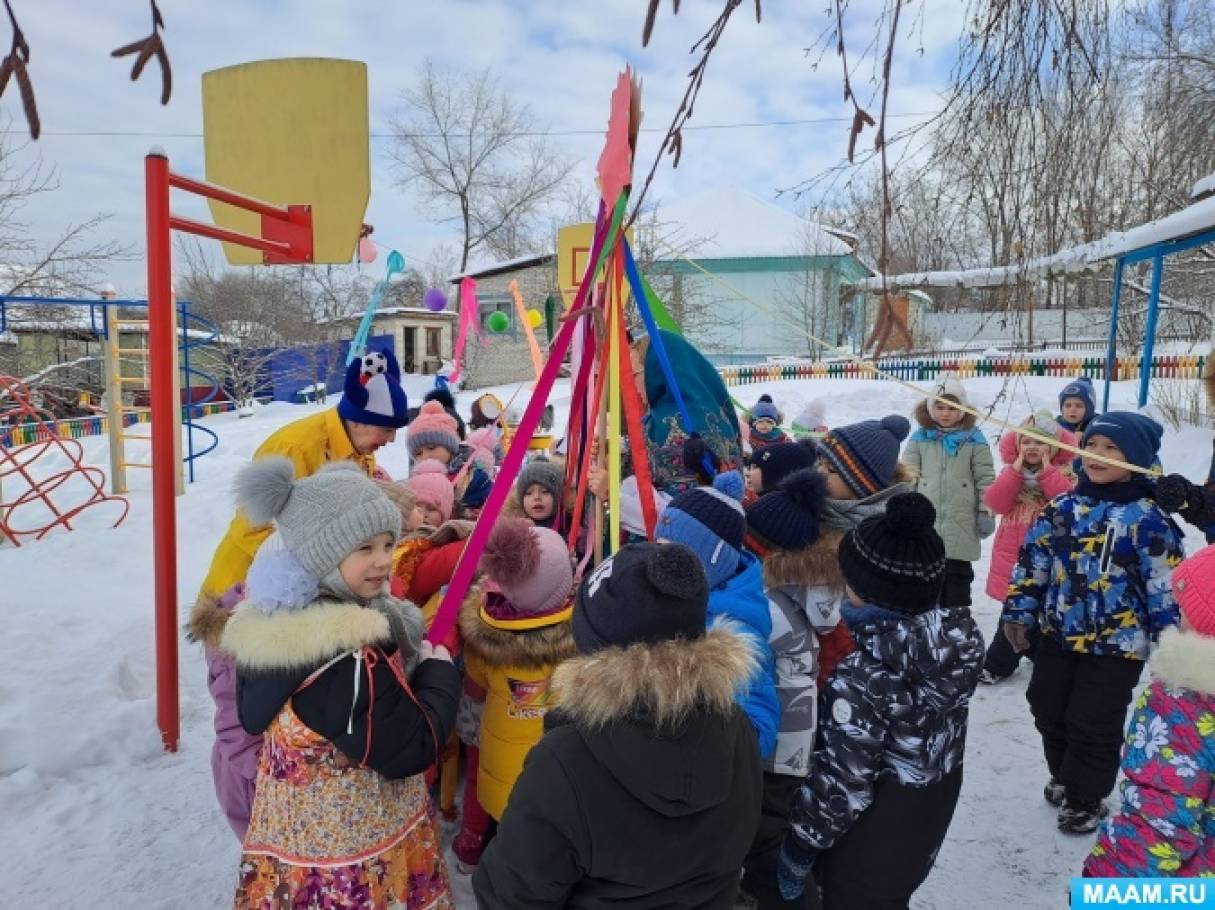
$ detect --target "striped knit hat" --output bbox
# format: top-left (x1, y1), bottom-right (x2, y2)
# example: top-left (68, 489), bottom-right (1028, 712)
top-left (818, 415), bottom-right (910, 498)
top-left (838, 491), bottom-right (946, 613)
top-left (658, 472), bottom-right (746, 589)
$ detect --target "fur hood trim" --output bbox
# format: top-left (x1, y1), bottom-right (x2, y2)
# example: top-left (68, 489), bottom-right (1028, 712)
top-left (1151, 626), bottom-right (1215, 696)
top-left (186, 594), bottom-right (230, 651)
top-left (552, 621), bottom-right (757, 730)
top-left (221, 599), bottom-right (392, 671)
top-left (458, 586), bottom-right (576, 670)
top-left (914, 398), bottom-right (976, 431)
top-left (762, 528), bottom-right (846, 590)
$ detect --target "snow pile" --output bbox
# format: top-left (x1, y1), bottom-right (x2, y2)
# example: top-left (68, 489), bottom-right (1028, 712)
top-left (1, 376), bottom-right (1211, 908)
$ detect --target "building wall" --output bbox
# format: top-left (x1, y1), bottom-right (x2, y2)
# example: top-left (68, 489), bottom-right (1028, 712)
top-left (460, 261), bottom-right (557, 389)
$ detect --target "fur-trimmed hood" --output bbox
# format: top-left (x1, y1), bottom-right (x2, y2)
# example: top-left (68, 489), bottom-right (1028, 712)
top-left (458, 586), bottom-right (576, 671)
top-left (221, 599), bottom-right (393, 671)
top-left (914, 398), bottom-right (976, 431)
top-left (762, 528), bottom-right (846, 591)
top-left (187, 594), bottom-right (230, 651)
top-left (552, 621), bottom-right (756, 730)
top-left (1151, 626), bottom-right (1215, 696)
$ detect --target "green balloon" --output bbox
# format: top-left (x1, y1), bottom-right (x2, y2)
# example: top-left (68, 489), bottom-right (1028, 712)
top-left (487, 311), bottom-right (510, 333)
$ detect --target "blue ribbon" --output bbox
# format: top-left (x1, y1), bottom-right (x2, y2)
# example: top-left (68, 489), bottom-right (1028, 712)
top-left (347, 250), bottom-right (405, 365)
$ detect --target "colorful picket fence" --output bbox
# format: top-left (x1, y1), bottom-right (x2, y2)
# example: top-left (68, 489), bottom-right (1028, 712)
top-left (718, 353), bottom-right (1207, 388)
top-left (0, 400), bottom-right (237, 448)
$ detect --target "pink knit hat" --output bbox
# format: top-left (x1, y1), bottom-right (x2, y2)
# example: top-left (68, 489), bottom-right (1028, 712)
top-left (404, 459), bottom-right (454, 523)
top-left (480, 518), bottom-right (573, 615)
top-left (407, 401), bottom-right (461, 459)
top-left (1172, 544), bottom-right (1215, 637)
top-left (465, 426), bottom-right (502, 469)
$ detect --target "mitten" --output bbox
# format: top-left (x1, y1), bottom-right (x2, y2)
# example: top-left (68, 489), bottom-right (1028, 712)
top-left (1155, 474), bottom-right (1195, 513)
top-left (976, 510), bottom-right (996, 539)
top-left (777, 837), bottom-right (818, 901)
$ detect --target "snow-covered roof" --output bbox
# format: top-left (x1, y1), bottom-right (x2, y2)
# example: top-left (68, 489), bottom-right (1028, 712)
top-left (852, 191), bottom-right (1215, 291)
top-left (1192, 171), bottom-right (1215, 201)
top-left (449, 253), bottom-right (555, 283)
top-left (323, 306), bottom-right (457, 323)
top-left (654, 187), bottom-right (855, 260)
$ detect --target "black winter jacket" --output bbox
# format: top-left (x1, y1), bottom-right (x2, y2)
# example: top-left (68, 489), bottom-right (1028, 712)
top-left (473, 624), bottom-right (763, 909)
top-left (224, 598), bottom-right (461, 780)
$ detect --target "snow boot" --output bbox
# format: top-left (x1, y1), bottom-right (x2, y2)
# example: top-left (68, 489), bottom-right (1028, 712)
top-left (1042, 778), bottom-right (1065, 807)
top-left (452, 828), bottom-right (485, 874)
top-left (1057, 797), bottom-right (1108, 834)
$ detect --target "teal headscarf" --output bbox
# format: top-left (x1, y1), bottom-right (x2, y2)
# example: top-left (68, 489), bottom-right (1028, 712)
top-left (642, 330), bottom-right (743, 495)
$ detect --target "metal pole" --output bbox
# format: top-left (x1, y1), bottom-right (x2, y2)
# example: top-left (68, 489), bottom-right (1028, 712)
top-left (146, 150), bottom-right (179, 752)
top-left (1138, 252), bottom-right (1164, 409)
top-left (102, 300), bottom-right (128, 494)
top-left (1102, 258), bottom-right (1124, 413)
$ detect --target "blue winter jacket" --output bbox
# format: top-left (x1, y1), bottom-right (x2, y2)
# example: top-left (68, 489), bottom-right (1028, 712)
top-left (1002, 481), bottom-right (1186, 660)
top-left (708, 551), bottom-right (780, 759)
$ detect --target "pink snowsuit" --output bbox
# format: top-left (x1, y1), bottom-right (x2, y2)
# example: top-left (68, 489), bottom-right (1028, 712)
top-left (187, 583), bottom-right (262, 840)
top-left (983, 426), bottom-right (1076, 602)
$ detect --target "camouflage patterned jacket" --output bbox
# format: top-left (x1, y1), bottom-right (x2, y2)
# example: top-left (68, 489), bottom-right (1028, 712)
top-left (787, 602), bottom-right (984, 852)
top-left (1001, 478), bottom-right (1186, 660)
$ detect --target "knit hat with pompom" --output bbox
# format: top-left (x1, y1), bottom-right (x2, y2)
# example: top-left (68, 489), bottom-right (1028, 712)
top-left (658, 471), bottom-right (747, 589)
top-left (838, 491), bottom-right (947, 613)
top-left (745, 468), bottom-right (826, 553)
top-left (480, 518), bottom-right (573, 615)
top-left (818, 414), bottom-right (911, 498)
top-left (407, 400), bottom-right (462, 459)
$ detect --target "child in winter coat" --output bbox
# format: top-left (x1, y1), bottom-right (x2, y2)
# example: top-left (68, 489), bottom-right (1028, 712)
top-left (657, 471), bottom-right (780, 759)
top-left (405, 460), bottom-right (455, 528)
top-left (1057, 376), bottom-right (1096, 434)
top-left (903, 373), bottom-right (996, 608)
top-left (1156, 438), bottom-right (1215, 545)
top-left (749, 394), bottom-right (791, 450)
top-left (746, 439), bottom-right (818, 498)
top-left (187, 579), bottom-right (259, 840)
top-left (473, 543), bottom-right (762, 909)
top-left (980, 411), bottom-right (1076, 683)
top-left (1002, 411), bottom-right (1187, 834)
top-left (453, 519), bottom-right (576, 872)
top-left (741, 415), bottom-right (912, 909)
top-left (1083, 543), bottom-right (1215, 879)
top-left (223, 458), bottom-right (460, 908)
top-left (779, 492), bottom-right (984, 908)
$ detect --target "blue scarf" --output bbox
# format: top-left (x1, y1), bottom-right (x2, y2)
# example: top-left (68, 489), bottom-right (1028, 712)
top-left (909, 425), bottom-right (989, 457)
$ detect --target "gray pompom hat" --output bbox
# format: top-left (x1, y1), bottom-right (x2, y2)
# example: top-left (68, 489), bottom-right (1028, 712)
top-left (234, 457), bottom-right (401, 582)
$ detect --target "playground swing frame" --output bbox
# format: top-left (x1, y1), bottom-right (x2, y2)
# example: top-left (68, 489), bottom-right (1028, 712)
top-left (144, 149), bottom-right (314, 752)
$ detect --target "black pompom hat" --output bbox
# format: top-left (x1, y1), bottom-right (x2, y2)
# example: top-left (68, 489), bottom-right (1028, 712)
top-left (838, 491), bottom-right (947, 613)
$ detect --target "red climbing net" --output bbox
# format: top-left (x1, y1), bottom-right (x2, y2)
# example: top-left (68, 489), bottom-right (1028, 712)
top-left (0, 374), bottom-right (129, 546)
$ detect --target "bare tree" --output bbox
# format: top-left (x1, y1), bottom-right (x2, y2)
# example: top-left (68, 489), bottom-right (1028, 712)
top-left (389, 61), bottom-right (576, 271)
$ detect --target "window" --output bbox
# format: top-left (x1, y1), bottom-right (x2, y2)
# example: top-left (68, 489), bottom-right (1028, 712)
top-left (478, 293), bottom-right (513, 331)
top-left (425, 327), bottom-right (442, 357)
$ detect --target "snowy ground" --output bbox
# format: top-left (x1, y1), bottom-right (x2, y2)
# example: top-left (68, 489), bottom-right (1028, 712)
top-left (2, 375), bottom-right (1211, 908)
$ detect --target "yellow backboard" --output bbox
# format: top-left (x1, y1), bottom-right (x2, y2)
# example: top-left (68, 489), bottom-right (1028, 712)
top-left (201, 58), bottom-right (370, 265)
top-left (557, 222), bottom-right (633, 310)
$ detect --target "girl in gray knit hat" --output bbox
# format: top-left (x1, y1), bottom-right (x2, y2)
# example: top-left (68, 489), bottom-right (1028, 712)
top-left (221, 458), bottom-right (462, 908)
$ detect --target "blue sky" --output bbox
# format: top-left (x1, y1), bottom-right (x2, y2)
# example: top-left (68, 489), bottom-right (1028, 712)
top-left (2, 0), bottom-right (960, 294)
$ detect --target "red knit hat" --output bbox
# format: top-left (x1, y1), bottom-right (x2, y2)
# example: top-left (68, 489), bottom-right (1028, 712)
top-left (1172, 544), bottom-right (1215, 638)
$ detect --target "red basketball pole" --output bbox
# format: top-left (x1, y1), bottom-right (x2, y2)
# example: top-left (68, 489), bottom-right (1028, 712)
top-left (144, 148), bottom-right (312, 752)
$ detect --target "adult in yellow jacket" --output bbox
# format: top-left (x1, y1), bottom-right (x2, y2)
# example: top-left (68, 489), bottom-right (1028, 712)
top-left (457, 520), bottom-right (576, 824)
top-left (198, 348), bottom-right (410, 599)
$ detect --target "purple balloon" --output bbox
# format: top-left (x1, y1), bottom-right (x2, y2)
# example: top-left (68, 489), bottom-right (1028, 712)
top-left (423, 288), bottom-right (448, 312)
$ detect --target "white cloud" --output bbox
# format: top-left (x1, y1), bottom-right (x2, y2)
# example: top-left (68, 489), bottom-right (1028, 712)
top-left (0, 0), bottom-right (954, 296)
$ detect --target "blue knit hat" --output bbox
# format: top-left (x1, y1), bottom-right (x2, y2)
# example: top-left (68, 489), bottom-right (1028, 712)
top-left (751, 394), bottom-right (781, 424)
top-left (818, 415), bottom-right (910, 498)
top-left (745, 468), bottom-right (826, 552)
top-left (658, 472), bottom-right (746, 589)
top-left (1081, 411), bottom-right (1163, 471)
top-left (337, 348), bottom-right (409, 429)
top-left (1059, 376), bottom-right (1096, 423)
top-left (753, 440), bottom-right (817, 493)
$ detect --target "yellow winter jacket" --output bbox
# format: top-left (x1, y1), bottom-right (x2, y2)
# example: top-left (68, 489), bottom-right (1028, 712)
top-left (197, 408), bottom-right (375, 598)
top-left (459, 587), bottom-right (576, 820)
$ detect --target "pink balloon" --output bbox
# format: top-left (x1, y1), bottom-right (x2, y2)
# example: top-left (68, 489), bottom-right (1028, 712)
top-left (358, 236), bottom-right (377, 263)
